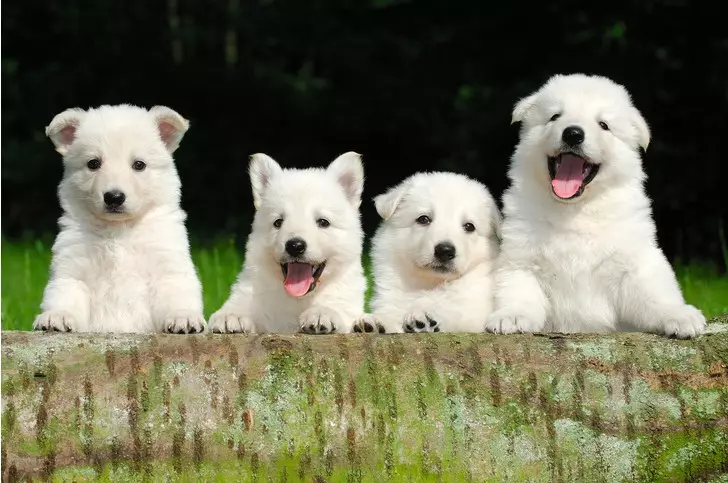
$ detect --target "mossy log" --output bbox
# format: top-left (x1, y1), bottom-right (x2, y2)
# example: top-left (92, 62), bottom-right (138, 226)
top-left (2, 321), bottom-right (728, 482)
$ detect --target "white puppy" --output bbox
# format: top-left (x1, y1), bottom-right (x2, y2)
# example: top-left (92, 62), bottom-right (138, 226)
top-left (355, 172), bottom-right (501, 334)
top-left (209, 152), bottom-right (366, 334)
top-left (34, 104), bottom-right (205, 333)
top-left (485, 74), bottom-right (706, 338)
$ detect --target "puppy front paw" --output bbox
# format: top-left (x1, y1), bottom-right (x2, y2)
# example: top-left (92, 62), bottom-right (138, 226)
top-left (33, 311), bottom-right (76, 332)
top-left (163, 312), bottom-right (206, 334)
top-left (485, 311), bottom-right (544, 334)
top-left (299, 307), bottom-right (341, 334)
top-left (208, 312), bottom-right (254, 334)
top-left (403, 310), bottom-right (440, 333)
top-left (353, 314), bottom-right (387, 334)
top-left (656, 304), bottom-right (707, 339)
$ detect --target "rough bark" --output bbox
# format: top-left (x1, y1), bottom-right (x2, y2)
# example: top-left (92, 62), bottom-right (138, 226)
top-left (2, 320), bottom-right (728, 482)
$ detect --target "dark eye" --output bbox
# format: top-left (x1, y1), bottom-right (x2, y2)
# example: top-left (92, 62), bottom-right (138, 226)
top-left (550, 113), bottom-right (561, 122)
top-left (463, 222), bottom-right (476, 233)
top-left (599, 121), bottom-right (609, 131)
top-left (132, 160), bottom-right (146, 171)
top-left (87, 158), bottom-right (101, 171)
top-left (416, 215), bottom-right (431, 226)
top-left (273, 218), bottom-right (283, 229)
top-left (316, 218), bottom-right (330, 228)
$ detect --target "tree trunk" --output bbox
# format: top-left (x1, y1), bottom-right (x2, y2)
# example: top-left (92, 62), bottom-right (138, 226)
top-left (2, 321), bottom-right (728, 482)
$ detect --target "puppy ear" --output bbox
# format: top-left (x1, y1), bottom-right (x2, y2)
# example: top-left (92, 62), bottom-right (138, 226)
top-left (630, 107), bottom-right (651, 151)
top-left (46, 108), bottom-right (86, 155)
top-left (511, 93), bottom-right (537, 124)
top-left (374, 178), bottom-right (411, 221)
top-left (327, 151), bottom-right (364, 207)
top-left (249, 153), bottom-right (283, 210)
top-left (149, 105), bottom-right (190, 153)
top-left (490, 202), bottom-right (503, 243)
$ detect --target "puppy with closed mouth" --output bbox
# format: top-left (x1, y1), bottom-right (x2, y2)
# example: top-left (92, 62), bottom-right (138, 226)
top-left (486, 73), bottom-right (706, 338)
top-left (34, 104), bottom-right (205, 333)
top-left (355, 172), bottom-right (501, 334)
top-left (209, 152), bottom-right (366, 334)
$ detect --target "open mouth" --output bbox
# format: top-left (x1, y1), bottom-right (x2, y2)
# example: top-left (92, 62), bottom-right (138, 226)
top-left (280, 261), bottom-right (326, 297)
top-left (104, 207), bottom-right (126, 214)
top-left (547, 153), bottom-right (600, 200)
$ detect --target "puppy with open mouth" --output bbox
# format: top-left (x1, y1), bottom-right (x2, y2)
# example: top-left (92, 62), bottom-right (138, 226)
top-left (355, 172), bottom-right (501, 334)
top-left (485, 73), bottom-right (706, 338)
top-left (209, 152), bottom-right (366, 334)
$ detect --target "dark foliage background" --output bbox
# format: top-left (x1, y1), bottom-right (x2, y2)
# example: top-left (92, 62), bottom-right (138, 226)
top-left (2, 1), bottom-right (726, 266)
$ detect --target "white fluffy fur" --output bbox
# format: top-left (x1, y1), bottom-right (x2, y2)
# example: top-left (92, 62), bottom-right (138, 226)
top-left (357, 172), bottom-right (501, 333)
top-left (34, 104), bottom-right (205, 333)
top-left (486, 74), bottom-right (706, 338)
top-left (209, 152), bottom-right (366, 334)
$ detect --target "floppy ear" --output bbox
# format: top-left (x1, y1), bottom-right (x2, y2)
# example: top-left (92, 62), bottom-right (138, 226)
top-left (149, 105), bottom-right (190, 153)
top-left (46, 108), bottom-right (86, 155)
top-left (374, 178), bottom-right (411, 221)
top-left (249, 153), bottom-right (283, 210)
top-left (630, 107), bottom-right (651, 151)
top-left (511, 93), bottom-right (537, 124)
top-left (327, 151), bottom-right (364, 207)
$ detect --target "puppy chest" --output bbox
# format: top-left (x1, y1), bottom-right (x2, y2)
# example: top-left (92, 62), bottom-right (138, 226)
top-left (84, 246), bottom-right (154, 315)
top-left (538, 254), bottom-right (619, 328)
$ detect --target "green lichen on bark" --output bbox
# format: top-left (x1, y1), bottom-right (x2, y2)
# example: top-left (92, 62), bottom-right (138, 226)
top-left (2, 320), bottom-right (728, 482)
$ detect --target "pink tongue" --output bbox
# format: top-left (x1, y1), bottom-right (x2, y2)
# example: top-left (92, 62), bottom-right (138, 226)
top-left (552, 154), bottom-right (585, 199)
top-left (284, 262), bottom-right (314, 297)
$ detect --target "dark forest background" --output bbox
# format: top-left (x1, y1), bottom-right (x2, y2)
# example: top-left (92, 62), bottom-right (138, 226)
top-left (2, 0), bottom-right (726, 267)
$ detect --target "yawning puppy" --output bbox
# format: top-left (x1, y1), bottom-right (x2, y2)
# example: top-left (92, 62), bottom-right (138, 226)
top-left (355, 172), bottom-right (501, 333)
top-left (485, 74), bottom-right (706, 338)
top-left (209, 152), bottom-right (366, 334)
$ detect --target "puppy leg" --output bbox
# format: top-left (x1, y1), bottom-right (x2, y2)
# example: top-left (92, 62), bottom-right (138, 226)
top-left (208, 279), bottom-right (255, 334)
top-left (485, 268), bottom-right (548, 334)
top-left (403, 308), bottom-right (442, 333)
top-left (618, 254), bottom-right (706, 339)
top-left (33, 278), bottom-right (90, 332)
top-left (153, 273), bottom-right (206, 334)
top-left (353, 314), bottom-right (388, 334)
top-left (299, 306), bottom-right (345, 334)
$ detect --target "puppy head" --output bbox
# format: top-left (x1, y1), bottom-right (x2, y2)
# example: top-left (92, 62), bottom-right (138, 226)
top-left (511, 74), bottom-right (650, 203)
top-left (249, 151), bottom-right (364, 297)
top-left (374, 172), bottom-right (500, 282)
top-left (47, 104), bottom-right (189, 222)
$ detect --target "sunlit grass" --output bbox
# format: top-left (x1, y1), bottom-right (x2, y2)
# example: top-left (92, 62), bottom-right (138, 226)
top-left (1, 238), bottom-right (725, 331)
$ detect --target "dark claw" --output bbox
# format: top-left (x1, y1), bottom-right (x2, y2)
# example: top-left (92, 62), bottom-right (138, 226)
top-left (308, 324), bottom-right (316, 333)
top-left (363, 322), bottom-right (373, 332)
top-left (330, 326), bottom-right (336, 333)
top-left (378, 325), bottom-right (386, 334)
top-left (415, 320), bottom-right (426, 329)
top-left (176, 328), bottom-right (186, 334)
top-left (353, 325), bottom-right (362, 333)
top-left (427, 316), bottom-right (438, 327)
top-left (404, 323), bottom-right (414, 333)
top-left (434, 327), bottom-right (440, 332)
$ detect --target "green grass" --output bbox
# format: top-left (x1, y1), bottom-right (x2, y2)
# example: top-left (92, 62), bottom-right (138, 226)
top-left (1, 238), bottom-right (725, 331)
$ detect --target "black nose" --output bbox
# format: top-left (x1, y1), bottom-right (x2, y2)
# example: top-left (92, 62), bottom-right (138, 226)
top-left (434, 242), bottom-right (456, 262)
top-left (562, 126), bottom-right (585, 147)
top-left (285, 237), bottom-right (307, 257)
top-left (103, 190), bottom-right (126, 207)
